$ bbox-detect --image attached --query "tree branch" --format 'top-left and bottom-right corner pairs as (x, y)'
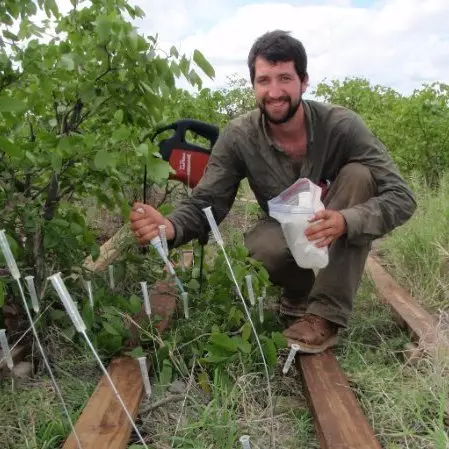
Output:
(95, 45), (112, 82)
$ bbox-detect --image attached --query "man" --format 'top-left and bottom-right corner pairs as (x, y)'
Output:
(130, 30), (416, 353)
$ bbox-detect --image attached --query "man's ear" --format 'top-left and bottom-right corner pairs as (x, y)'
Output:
(301, 73), (309, 94)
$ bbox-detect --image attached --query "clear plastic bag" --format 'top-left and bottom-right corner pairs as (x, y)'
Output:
(268, 178), (329, 269)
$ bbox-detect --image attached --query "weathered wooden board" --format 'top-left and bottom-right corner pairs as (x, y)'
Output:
(62, 282), (177, 449)
(366, 256), (439, 345)
(297, 351), (382, 449)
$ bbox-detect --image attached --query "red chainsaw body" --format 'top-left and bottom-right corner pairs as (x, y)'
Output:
(167, 148), (210, 189)
(155, 119), (219, 189)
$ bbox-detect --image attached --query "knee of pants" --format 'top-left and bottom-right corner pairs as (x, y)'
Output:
(246, 240), (291, 276)
(338, 163), (375, 190)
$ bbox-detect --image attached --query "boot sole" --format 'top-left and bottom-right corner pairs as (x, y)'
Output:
(286, 335), (339, 354)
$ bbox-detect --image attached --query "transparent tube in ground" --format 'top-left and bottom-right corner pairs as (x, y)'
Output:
(135, 208), (186, 296)
(202, 207), (275, 447)
(282, 344), (300, 374)
(245, 275), (256, 306)
(239, 435), (251, 449)
(48, 272), (149, 449)
(24, 275), (40, 313)
(0, 329), (13, 369)
(0, 230), (83, 449)
(137, 356), (152, 398)
(140, 281), (152, 319)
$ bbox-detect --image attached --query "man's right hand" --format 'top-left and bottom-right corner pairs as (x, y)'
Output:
(130, 202), (175, 246)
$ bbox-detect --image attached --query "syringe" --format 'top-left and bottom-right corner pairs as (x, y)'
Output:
(135, 208), (185, 296)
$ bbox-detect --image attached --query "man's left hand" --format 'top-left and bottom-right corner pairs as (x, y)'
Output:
(305, 210), (347, 248)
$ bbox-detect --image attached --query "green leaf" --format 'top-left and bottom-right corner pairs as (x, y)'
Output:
(50, 309), (67, 321)
(51, 218), (69, 228)
(0, 280), (4, 307)
(51, 152), (62, 173)
(113, 109), (123, 124)
(129, 294), (142, 314)
(70, 223), (83, 234)
(103, 322), (120, 336)
(124, 346), (146, 358)
(242, 322), (251, 341)
(209, 332), (238, 353)
(159, 359), (173, 386)
(0, 96), (26, 112)
(91, 244), (100, 262)
(193, 49), (215, 78)
(262, 338), (277, 368)
(136, 143), (148, 157)
(186, 278), (200, 291)
(111, 126), (130, 143)
(60, 53), (75, 71)
(93, 150), (112, 170)
(146, 157), (172, 185)
(232, 336), (251, 354)
(271, 331), (287, 349)
(82, 300), (94, 330)
(170, 46), (179, 58)
(0, 136), (19, 156)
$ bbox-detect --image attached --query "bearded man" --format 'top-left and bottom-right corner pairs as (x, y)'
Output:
(130, 30), (416, 353)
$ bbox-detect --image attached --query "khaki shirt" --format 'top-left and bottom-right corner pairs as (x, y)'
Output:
(168, 100), (416, 247)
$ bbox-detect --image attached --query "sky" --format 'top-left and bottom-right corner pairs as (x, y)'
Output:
(56, 0), (449, 95)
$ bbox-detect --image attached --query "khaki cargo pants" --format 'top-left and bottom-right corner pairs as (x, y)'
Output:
(244, 163), (376, 327)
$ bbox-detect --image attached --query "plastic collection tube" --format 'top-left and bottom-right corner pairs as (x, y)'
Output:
(85, 280), (94, 309)
(282, 344), (300, 374)
(258, 296), (264, 324)
(48, 273), (86, 333)
(135, 208), (185, 296)
(245, 275), (255, 306)
(158, 224), (169, 257)
(239, 435), (251, 449)
(0, 230), (20, 280)
(140, 281), (152, 318)
(108, 265), (115, 290)
(0, 329), (13, 370)
(181, 292), (189, 319)
(24, 275), (40, 313)
(137, 356), (152, 398)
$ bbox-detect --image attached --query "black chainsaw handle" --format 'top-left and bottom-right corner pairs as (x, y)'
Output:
(150, 119), (219, 148)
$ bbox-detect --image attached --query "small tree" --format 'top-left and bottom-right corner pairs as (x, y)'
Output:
(0, 0), (215, 292)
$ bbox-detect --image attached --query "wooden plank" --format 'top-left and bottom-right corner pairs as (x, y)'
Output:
(297, 351), (382, 449)
(62, 356), (143, 449)
(366, 256), (439, 345)
(63, 282), (177, 449)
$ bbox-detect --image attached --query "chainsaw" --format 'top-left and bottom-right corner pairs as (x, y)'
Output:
(143, 118), (219, 198)
(142, 118), (219, 290)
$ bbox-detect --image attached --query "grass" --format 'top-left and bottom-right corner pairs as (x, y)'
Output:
(0, 328), (100, 449)
(1, 176), (449, 448)
(379, 172), (449, 313)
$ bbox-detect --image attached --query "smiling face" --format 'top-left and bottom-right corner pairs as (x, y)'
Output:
(253, 56), (308, 125)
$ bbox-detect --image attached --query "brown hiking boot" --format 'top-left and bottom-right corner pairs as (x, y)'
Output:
(279, 296), (307, 318)
(283, 313), (339, 354)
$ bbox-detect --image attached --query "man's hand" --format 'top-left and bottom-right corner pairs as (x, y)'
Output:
(305, 209), (347, 248)
(130, 202), (175, 245)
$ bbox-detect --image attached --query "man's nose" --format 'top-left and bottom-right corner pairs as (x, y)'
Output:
(267, 82), (283, 99)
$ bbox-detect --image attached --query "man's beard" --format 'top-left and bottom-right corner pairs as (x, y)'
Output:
(259, 93), (301, 125)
